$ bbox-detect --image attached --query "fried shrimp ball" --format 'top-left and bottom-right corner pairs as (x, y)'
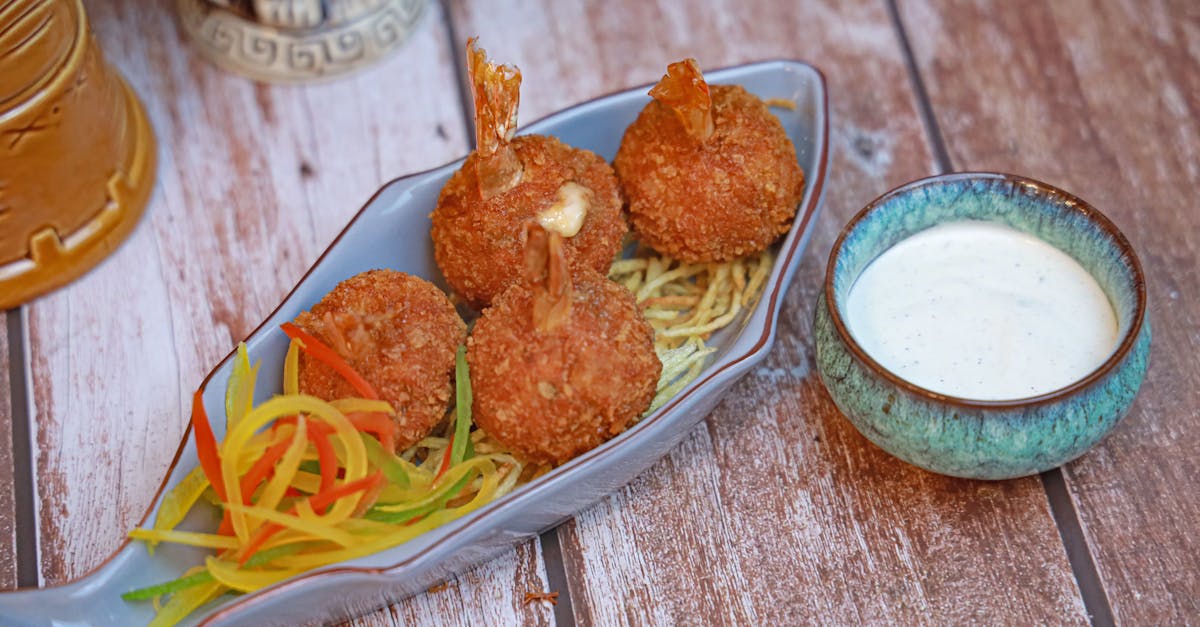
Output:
(293, 269), (466, 451)
(468, 228), (661, 465)
(433, 135), (625, 309)
(615, 58), (805, 263)
(431, 39), (626, 310)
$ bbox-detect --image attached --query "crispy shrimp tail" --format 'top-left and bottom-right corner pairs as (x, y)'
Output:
(524, 224), (573, 332)
(648, 58), (714, 142)
(467, 38), (524, 198)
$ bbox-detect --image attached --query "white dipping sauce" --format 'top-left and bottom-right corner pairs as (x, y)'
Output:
(845, 221), (1119, 400)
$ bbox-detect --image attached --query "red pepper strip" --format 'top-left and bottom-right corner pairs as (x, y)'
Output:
(279, 323), (379, 400)
(217, 511), (233, 536)
(434, 435), (454, 480)
(191, 389), (227, 501)
(347, 412), (397, 451)
(310, 428), (338, 497)
(311, 471), (385, 512)
(237, 472), (385, 565)
(284, 487), (304, 498)
(239, 438), (293, 504)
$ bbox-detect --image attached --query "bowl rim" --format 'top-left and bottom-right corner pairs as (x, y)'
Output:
(823, 171), (1147, 409)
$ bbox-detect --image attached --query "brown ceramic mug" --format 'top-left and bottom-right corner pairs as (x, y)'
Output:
(0, 0), (156, 309)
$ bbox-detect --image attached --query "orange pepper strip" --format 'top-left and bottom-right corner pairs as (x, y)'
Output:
(434, 436), (454, 481)
(239, 438), (293, 504)
(237, 524), (282, 566)
(279, 323), (379, 400)
(237, 472), (385, 565)
(310, 428), (338, 497)
(347, 412), (397, 451)
(191, 389), (227, 501)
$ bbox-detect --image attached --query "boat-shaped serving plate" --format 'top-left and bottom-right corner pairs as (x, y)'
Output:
(0, 59), (828, 626)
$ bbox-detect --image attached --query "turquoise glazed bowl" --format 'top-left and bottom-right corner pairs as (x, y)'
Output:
(814, 172), (1150, 480)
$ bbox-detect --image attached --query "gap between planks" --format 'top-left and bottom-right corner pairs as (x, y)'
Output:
(886, 1), (1114, 624)
(6, 308), (39, 589)
(439, 2), (576, 624)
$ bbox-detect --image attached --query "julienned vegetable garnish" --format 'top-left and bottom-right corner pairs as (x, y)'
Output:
(124, 245), (771, 626)
(125, 338), (519, 626)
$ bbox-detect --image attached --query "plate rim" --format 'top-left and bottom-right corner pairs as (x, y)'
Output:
(0, 58), (830, 621)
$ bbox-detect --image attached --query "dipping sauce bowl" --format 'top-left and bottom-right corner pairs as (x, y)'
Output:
(813, 172), (1150, 480)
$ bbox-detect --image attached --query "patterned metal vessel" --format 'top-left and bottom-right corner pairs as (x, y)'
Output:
(177, 0), (426, 83)
(0, 0), (157, 308)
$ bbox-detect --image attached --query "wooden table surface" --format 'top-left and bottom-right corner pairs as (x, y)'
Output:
(2, 0), (1197, 624)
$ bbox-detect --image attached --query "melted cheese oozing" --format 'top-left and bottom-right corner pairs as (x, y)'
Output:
(538, 182), (590, 237)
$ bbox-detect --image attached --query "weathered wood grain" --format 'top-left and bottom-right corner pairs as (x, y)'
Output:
(0, 317), (14, 590)
(333, 544), (555, 627)
(25, 0), (550, 622)
(899, 0), (1200, 621)
(450, 0), (1087, 623)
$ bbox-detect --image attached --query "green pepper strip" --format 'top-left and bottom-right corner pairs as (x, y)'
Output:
(362, 468), (474, 525)
(360, 432), (411, 489)
(450, 345), (472, 466)
(121, 542), (317, 602)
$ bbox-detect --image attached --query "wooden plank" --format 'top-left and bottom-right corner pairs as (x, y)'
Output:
(449, 0), (1087, 623)
(26, 0), (550, 622)
(333, 544), (554, 627)
(898, 0), (1200, 621)
(0, 316), (14, 590)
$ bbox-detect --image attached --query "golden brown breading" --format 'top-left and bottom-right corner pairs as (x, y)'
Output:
(615, 83), (804, 263)
(294, 269), (466, 451)
(467, 267), (660, 466)
(432, 134), (626, 309)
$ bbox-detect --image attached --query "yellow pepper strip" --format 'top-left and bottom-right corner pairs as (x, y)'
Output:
(221, 395), (368, 541)
(272, 465), (500, 570)
(205, 556), (299, 594)
(224, 502), (358, 547)
(128, 528), (240, 551)
(247, 417), (307, 533)
(225, 343), (257, 432)
(150, 466), (210, 544)
(283, 339), (300, 396)
(370, 457), (495, 513)
(374, 456), (506, 509)
(328, 398), (394, 416)
(289, 470), (323, 494)
(147, 579), (224, 627)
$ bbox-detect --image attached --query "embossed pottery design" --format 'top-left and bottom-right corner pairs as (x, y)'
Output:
(177, 0), (426, 83)
(0, 0), (157, 309)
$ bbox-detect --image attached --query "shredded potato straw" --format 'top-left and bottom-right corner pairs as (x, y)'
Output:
(125, 247), (772, 625)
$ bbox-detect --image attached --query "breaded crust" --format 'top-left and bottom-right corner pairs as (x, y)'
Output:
(467, 272), (661, 465)
(431, 135), (626, 309)
(294, 270), (466, 451)
(615, 84), (804, 263)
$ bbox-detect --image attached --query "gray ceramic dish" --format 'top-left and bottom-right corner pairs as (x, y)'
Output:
(814, 172), (1150, 480)
(0, 60), (828, 626)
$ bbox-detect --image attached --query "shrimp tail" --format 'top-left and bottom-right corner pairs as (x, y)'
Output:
(467, 38), (524, 198)
(524, 224), (573, 332)
(648, 58), (714, 142)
